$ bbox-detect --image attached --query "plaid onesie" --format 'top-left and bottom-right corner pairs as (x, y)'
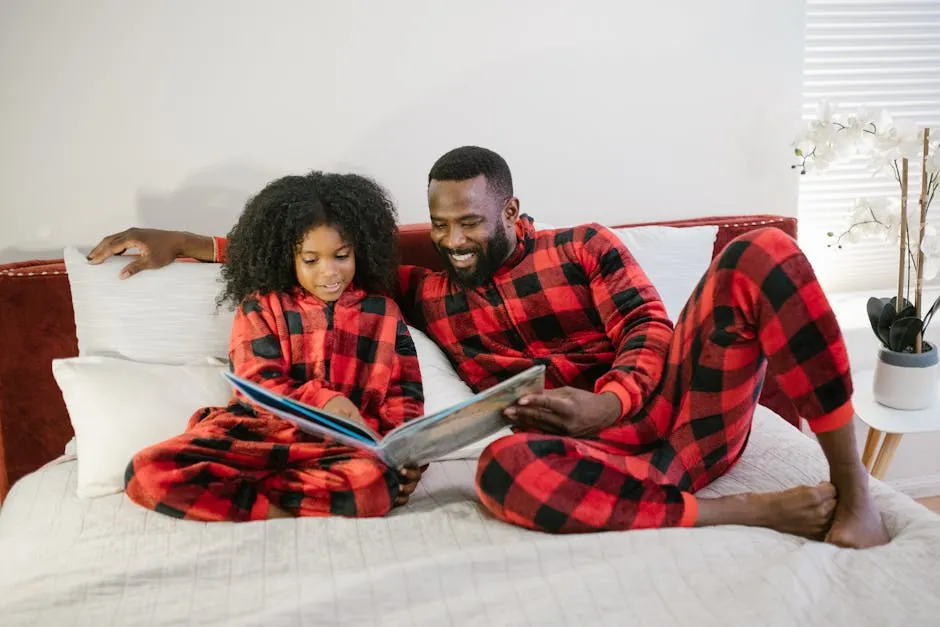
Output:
(125, 287), (424, 522)
(398, 216), (854, 533)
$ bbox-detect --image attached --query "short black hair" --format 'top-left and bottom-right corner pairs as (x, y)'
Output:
(218, 171), (399, 307)
(427, 146), (513, 200)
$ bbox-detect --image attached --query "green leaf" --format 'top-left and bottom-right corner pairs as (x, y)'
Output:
(889, 296), (914, 312)
(923, 294), (940, 332)
(898, 304), (917, 321)
(867, 297), (888, 347)
(795, 148), (804, 157)
(889, 316), (923, 352)
(827, 231), (834, 237)
(877, 299), (896, 346)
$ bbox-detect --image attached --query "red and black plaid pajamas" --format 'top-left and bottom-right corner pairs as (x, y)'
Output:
(125, 287), (424, 522)
(400, 218), (854, 533)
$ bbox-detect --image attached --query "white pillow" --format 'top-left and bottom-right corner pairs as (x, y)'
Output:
(533, 221), (562, 232)
(63, 246), (234, 364)
(613, 225), (718, 321)
(52, 356), (233, 498)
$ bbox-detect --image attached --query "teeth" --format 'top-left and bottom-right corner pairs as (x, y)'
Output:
(451, 252), (474, 261)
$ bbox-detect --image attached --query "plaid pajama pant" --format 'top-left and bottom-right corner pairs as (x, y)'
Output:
(475, 228), (855, 533)
(125, 404), (399, 522)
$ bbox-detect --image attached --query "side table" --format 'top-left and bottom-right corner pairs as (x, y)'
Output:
(854, 370), (940, 480)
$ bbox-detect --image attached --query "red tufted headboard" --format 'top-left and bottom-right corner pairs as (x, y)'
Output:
(0, 214), (797, 502)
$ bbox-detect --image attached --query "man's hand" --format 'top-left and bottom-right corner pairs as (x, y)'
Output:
(825, 485), (891, 549)
(503, 387), (622, 437)
(86, 228), (215, 279)
(323, 395), (368, 427)
(394, 465), (426, 507)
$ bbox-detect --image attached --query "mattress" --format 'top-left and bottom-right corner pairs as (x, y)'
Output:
(1, 407), (939, 627)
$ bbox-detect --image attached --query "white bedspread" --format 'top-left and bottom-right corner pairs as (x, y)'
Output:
(1, 408), (939, 627)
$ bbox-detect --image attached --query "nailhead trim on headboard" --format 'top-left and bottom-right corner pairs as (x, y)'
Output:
(724, 219), (780, 228)
(0, 270), (67, 277)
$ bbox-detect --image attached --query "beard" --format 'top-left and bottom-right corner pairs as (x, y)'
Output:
(436, 228), (513, 289)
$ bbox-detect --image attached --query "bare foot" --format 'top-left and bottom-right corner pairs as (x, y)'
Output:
(825, 490), (890, 549)
(696, 482), (837, 540)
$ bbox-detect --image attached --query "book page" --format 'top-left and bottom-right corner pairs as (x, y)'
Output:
(379, 365), (545, 467)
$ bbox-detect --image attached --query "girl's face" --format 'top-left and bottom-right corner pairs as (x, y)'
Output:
(294, 225), (356, 302)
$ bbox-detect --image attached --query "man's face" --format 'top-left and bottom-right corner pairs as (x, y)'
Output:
(428, 175), (518, 288)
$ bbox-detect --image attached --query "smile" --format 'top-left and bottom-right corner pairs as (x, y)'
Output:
(319, 282), (342, 292)
(449, 251), (477, 268)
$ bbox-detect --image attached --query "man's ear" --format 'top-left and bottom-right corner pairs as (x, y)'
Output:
(503, 197), (520, 225)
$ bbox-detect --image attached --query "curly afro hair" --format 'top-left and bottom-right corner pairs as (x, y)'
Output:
(218, 171), (400, 308)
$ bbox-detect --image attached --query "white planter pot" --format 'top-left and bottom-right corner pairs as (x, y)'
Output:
(872, 345), (940, 410)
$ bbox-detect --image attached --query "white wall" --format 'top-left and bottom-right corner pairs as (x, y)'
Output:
(0, 0), (806, 262)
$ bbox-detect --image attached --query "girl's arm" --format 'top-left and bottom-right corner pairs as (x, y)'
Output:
(378, 318), (425, 432)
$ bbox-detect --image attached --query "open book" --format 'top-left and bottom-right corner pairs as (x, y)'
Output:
(221, 364), (546, 468)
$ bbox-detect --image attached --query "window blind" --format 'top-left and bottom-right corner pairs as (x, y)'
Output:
(798, 0), (940, 293)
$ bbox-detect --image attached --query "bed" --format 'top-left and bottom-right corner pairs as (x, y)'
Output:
(1, 215), (938, 626)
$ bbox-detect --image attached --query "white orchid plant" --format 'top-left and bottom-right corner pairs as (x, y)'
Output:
(793, 102), (940, 353)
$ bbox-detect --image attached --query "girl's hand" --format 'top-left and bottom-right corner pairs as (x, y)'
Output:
(323, 395), (367, 427)
(393, 465), (427, 507)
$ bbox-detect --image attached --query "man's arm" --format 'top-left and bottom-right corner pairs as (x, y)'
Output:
(86, 228), (220, 278)
(504, 225), (673, 434)
(582, 225), (674, 419)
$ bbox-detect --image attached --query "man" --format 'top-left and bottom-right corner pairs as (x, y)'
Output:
(89, 146), (889, 548)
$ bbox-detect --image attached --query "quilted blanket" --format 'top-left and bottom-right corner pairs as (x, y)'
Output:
(1, 407), (938, 627)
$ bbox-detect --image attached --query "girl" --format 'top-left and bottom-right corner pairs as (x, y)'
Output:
(125, 171), (425, 521)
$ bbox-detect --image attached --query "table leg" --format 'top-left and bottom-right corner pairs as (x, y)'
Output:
(871, 433), (903, 480)
(861, 428), (883, 471)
